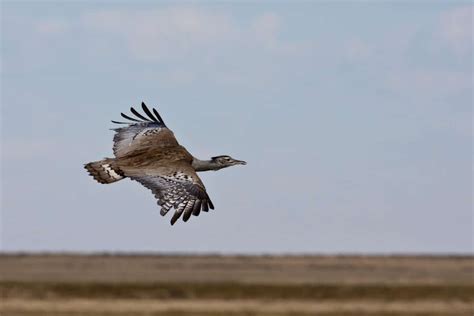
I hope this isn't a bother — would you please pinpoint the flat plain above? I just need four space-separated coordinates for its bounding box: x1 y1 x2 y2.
0 254 472 316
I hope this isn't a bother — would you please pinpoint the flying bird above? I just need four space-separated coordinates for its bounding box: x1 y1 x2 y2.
85 102 246 225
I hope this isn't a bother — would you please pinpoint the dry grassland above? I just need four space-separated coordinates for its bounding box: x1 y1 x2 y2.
0 254 472 316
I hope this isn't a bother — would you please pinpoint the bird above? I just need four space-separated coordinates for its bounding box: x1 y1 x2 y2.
85 102 246 225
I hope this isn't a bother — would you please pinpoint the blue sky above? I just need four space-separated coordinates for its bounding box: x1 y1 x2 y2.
1 2 472 253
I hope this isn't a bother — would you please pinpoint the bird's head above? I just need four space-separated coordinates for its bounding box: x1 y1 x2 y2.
211 155 247 169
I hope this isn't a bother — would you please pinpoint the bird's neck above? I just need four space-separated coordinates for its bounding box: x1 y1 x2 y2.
192 158 221 172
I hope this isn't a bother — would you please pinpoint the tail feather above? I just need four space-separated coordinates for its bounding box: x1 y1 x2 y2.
85 159 125 184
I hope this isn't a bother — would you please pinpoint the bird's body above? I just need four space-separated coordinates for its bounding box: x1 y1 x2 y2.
85 102 246 225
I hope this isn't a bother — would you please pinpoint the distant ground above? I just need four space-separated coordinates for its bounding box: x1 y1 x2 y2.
0 254 472 316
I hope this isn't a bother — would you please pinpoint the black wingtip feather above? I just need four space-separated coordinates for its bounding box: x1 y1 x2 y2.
130 107 152 122
153 108 166 126
120 112 142 122
202 200 209 213
113 102 167 126
183 209 192 222
208 200 215 210
170 210 183 225
192 200 202 216
141 102 159 122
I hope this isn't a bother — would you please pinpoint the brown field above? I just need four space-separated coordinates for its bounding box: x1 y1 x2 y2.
0 254 472 316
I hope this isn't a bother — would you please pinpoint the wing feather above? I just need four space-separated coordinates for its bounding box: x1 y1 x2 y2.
182 200 195 222
208 200 215 210
202 200 209 213
130 106 152 122
141 102 159 122
111 103 178 158
171 201 187 225
153 108 166 125
120 112 142 122
129 163 214 225
192 200 202 216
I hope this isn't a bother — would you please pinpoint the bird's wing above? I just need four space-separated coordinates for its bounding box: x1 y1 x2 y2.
128 162 215 225
111 102 179 158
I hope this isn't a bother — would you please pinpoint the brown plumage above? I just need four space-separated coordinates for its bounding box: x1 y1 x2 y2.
85 102 246 225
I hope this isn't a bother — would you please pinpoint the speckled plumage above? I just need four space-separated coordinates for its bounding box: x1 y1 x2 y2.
85 102 245 225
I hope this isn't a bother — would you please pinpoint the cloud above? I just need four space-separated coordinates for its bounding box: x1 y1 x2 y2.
386 68 471 101
81 7 237 62
80 7 308 63
252 12 280 47
35 20 69 36
439 5 473 55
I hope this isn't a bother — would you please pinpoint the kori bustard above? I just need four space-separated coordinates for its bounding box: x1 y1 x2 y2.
85 102 246 225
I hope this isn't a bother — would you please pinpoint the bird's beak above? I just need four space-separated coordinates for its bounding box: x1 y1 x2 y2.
235 159 247 165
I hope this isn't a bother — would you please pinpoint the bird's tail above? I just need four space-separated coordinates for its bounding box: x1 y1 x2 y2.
84 158 125 184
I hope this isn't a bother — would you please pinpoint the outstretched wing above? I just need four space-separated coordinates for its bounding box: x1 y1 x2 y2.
112 102 178 158
130 163 215 225
111 102 214 224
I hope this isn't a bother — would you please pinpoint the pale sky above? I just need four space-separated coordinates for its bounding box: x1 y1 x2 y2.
1 2 472 254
